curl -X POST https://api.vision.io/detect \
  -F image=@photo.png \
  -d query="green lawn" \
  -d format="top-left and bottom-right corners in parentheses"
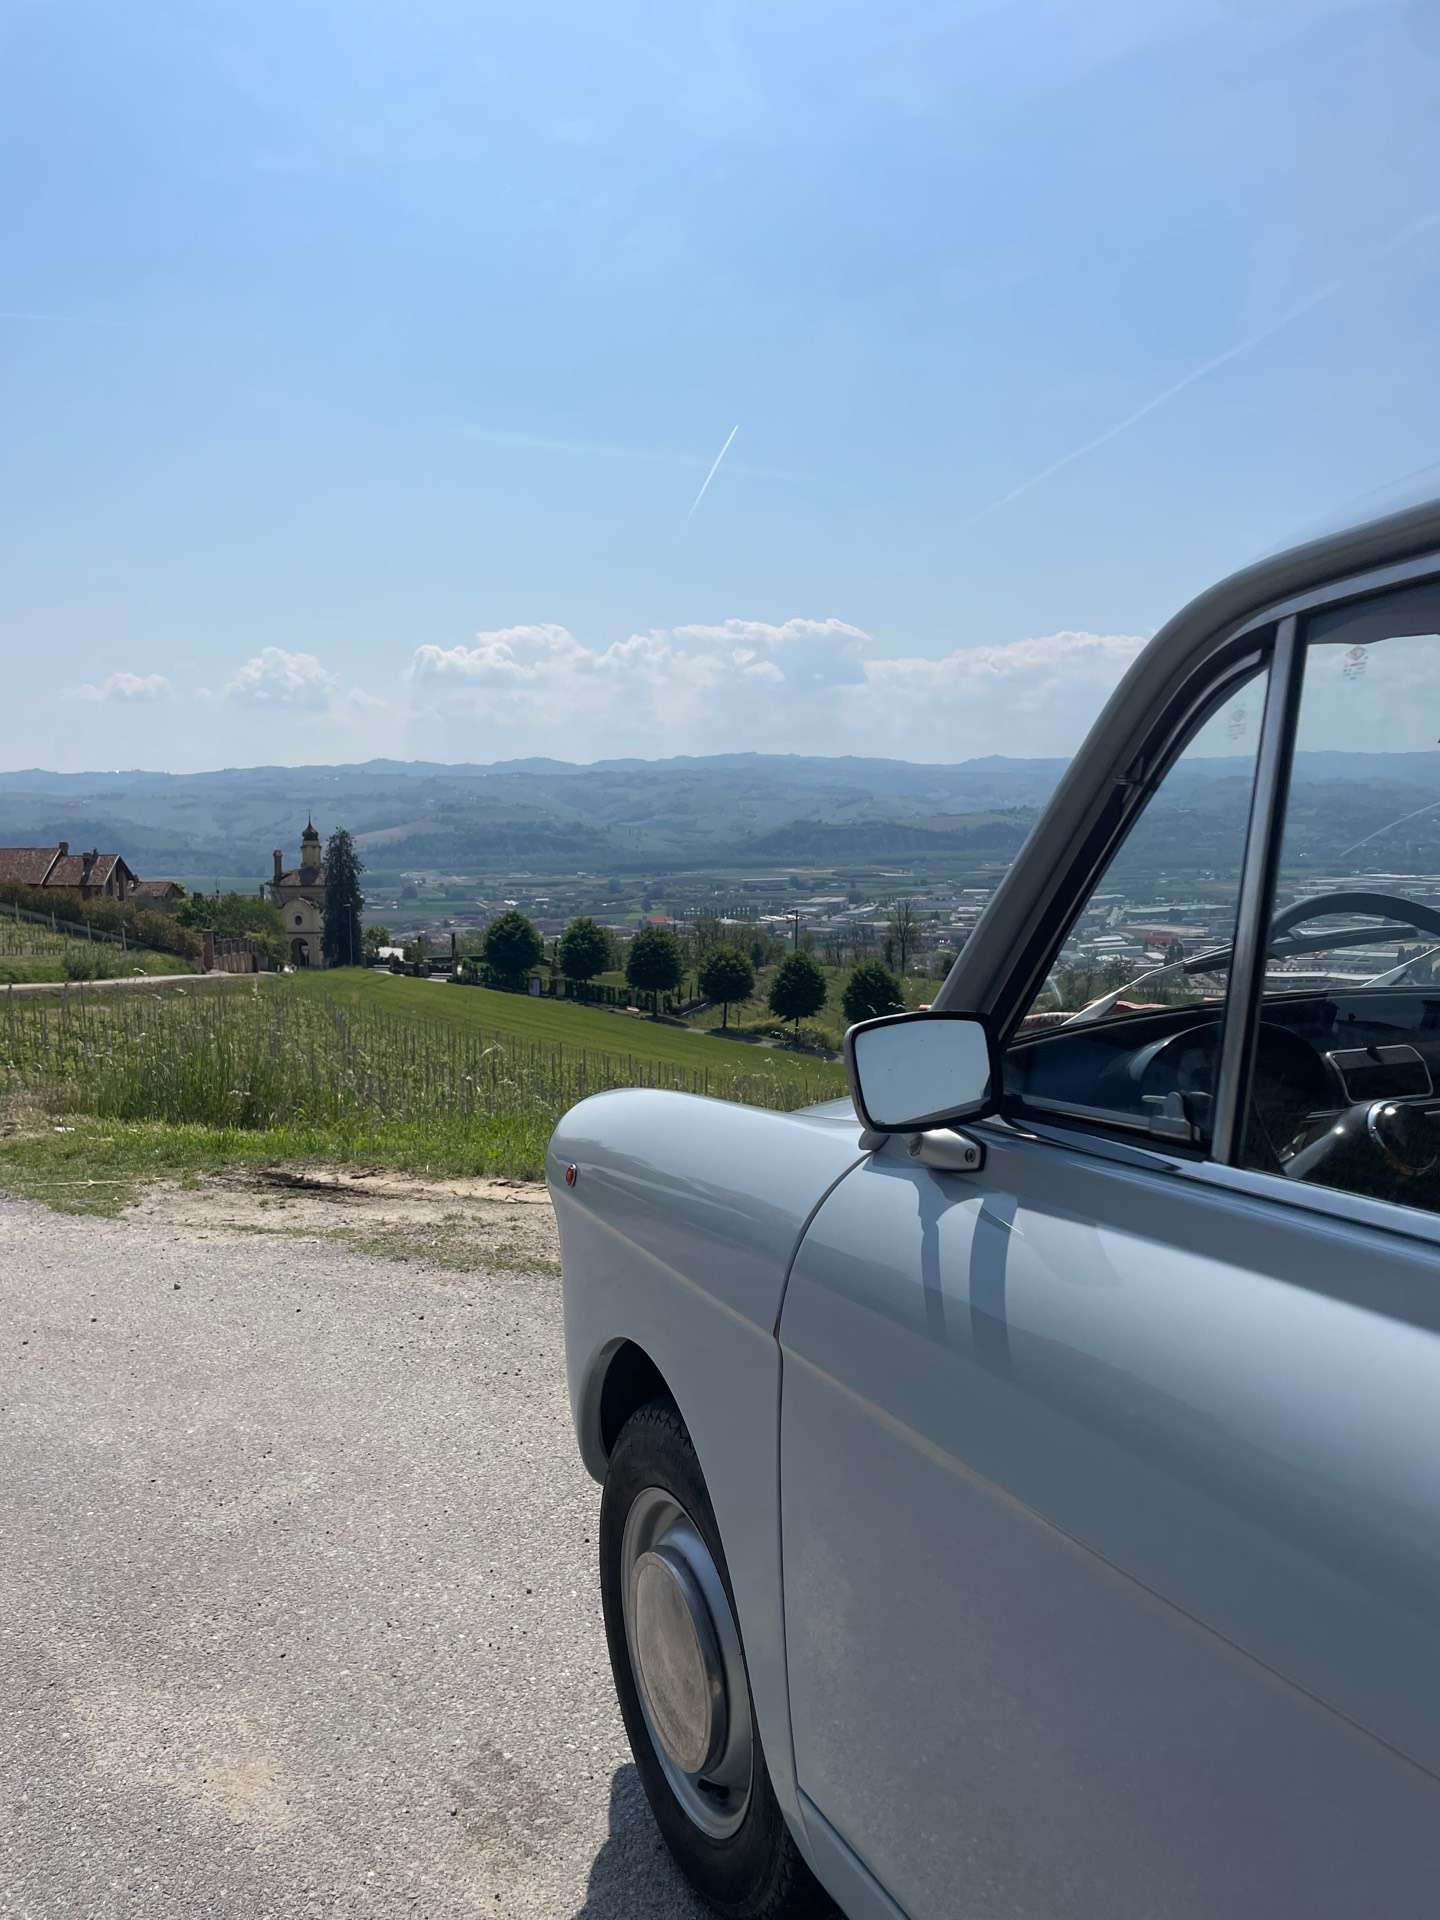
top-left (287, 967), bottom-right (847, 1090)
top-left (683, 961), bottom-right (936, 1049)
top-left (569, 959), bottom-right (935, 1044)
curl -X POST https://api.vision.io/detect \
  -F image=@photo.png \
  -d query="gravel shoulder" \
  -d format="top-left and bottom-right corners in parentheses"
top-left (126, 1167), bottom-right (565, 1277)
top-left (0, 1183), bottom-right (705, 1919)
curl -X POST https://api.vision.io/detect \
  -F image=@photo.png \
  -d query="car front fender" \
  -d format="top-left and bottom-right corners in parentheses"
top-left (546, 1086), bottom-right (866, 1837)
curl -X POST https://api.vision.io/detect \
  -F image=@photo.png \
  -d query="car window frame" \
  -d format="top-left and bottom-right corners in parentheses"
top-left (996, 633), bottom-right (1276, 1154)
top-left (987, 546), bottom-right (1440, 1251)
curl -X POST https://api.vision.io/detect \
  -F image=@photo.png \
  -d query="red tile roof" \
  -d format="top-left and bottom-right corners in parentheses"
top-left (0, 846), bottom-right (64, 886)
top-left (0, 845), bottom-right (135, 891)
top-left (47, 853), bottom-right (122, 889)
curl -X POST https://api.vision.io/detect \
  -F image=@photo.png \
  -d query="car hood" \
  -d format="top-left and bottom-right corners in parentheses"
top-left (799, 1093), bottom-right (862, 1123)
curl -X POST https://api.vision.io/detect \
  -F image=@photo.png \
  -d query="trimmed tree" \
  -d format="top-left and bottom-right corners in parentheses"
top-left (482, 909), bottom-right (544, 988)
top-left (626, 925), bottom-right (684, 1002)
top-left (363, 922), bottom-right (392, 953)
top-left (557, 916), bottom-right (611, 983)
top-left (768, 952), bottom-right (827, 1034)
top-left (698, 945), bottom-right (755, 1030)
top-left (321, 828), bottom-right (366, 968)
top-left (842, 960), bottom-right (905, 1026)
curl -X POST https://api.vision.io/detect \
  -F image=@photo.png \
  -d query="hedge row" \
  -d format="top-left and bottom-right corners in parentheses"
top-left (0, 881), bottom-right (203, 963)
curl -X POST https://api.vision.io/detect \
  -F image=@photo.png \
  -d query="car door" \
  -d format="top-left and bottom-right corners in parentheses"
top-left (779, 585), bottom-right (1440, 1920)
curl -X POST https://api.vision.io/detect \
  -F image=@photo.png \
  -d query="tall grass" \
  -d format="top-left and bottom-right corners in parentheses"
top-left (0, 914), bottom-right (180, 982)
top-left (0, 980), bottom-right (845, 1179)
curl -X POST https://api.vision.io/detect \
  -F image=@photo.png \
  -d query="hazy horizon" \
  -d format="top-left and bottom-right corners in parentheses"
top-left (0, 739), bottom-right (1427, 788)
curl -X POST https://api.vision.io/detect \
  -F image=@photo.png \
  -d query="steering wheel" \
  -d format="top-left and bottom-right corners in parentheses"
top-left (1132, 1018), bottom-right (1330, 1167)
top-left (1286, 1096), bottom-right (1440, 1190)
top-left (1264, 890), bottom-right (1440, 954)
top-left (1166, 890), bottom-right (1440, 985)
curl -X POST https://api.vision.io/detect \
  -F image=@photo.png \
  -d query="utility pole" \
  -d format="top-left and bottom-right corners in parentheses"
top-left (789, 909), bottom-right (801, 951)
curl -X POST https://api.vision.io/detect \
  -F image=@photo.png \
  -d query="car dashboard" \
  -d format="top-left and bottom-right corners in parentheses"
top-left (1006, 987), bottom-right (1440, 1214)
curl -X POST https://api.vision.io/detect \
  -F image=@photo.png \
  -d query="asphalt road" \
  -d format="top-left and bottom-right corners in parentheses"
top-left (0, 1197), bottom-right (707, 1919)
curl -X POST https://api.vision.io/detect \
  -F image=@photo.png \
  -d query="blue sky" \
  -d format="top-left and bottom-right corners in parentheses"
top-left (4, 0), bottom-right (1439, 771)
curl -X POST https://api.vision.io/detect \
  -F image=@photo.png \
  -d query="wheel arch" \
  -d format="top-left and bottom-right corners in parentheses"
top-left (597, 1337), bottom-right (676, 1464)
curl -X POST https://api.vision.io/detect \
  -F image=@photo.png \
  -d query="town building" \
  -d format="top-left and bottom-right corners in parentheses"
top-left (0, 842), bottom-right (138, 902)
top-left (270, 819), bottom-right (327, 968)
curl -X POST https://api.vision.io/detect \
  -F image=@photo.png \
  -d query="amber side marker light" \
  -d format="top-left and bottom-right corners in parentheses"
top-left (564, 1164), bottom-right (578, 1187)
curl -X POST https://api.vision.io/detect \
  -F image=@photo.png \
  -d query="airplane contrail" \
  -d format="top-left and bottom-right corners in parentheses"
top-left (1338, 796), bottom-right (1440, 860)
top-left (969, 284), bottom-right (1339, 523)
top-left (969, 211), bottom-right (1440, 525)
top-left (688, 423), bottom-right (740, 518)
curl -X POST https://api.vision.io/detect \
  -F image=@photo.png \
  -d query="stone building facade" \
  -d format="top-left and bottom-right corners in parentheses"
top-left (270, 819), bottom-right (327, 968)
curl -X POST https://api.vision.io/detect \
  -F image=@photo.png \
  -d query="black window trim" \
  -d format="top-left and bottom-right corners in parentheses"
top-left (996, 548), bottom-right (1440, 1245)
top-left (997, 632), bottom-right (1273, 1147)
top-left (992, 634), bottom-right (1271, 1043)
top-left (1209, 613), bottom-right (1302, 1165)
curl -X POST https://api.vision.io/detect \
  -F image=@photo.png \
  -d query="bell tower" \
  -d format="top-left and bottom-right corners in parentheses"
top-left (300, 817), bottom-right (322, 880)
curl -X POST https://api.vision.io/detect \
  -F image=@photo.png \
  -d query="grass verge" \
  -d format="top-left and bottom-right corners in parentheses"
top-left (0, 1111), bottom-right (560, 1216)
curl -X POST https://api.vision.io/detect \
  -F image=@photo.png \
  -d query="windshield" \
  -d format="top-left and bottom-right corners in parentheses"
top-left (1061, 927), bottom-right (1440, 1028)
top-left (1039, 596), bottom-right (1440, 1032)
top-left (1059, 944), bottom-right (1235, 1027)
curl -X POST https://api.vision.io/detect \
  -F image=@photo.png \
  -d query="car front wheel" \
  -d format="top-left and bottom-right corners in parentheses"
top-left (600, 1400), bottom-right (834, 1919)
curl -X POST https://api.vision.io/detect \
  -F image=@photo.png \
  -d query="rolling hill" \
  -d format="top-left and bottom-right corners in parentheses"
top-left (0, 749), bottom-right (1434, 881)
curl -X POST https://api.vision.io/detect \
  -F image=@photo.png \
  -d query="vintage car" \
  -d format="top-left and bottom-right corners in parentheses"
top-left (548, 494), bottom-right (1440, 1920)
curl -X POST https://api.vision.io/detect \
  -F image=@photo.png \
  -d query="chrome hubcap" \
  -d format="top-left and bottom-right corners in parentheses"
top-left (622, 1488), bottom-right (754, 1837)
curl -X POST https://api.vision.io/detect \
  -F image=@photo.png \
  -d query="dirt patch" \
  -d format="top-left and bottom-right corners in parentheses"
top-left (127, 1165), bottom-right (560, 1275)
top-left (73, 1676), bottom-right (297, 1830)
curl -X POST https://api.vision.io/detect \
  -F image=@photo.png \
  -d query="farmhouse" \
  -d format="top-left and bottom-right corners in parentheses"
top-left (270, 818), bottom-right (327, 968)
top-left (0, 842), bottom-right (138, 903)
top-left (130, 878), bottom-right (186, 912)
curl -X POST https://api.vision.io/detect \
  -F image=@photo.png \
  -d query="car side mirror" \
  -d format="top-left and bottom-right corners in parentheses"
top-left (844, 1011), bottom-right (1000, 1135)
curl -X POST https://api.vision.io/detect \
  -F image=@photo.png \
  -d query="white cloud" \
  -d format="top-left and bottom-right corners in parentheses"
top-left (223, 647), bottom-right (339, 710)
top-left (411, 625), bottom-right (589, 688)
top-left (408, 618), bottom-right (1149, 759)
top-left (47, 623), bottom-right (1152, 766)
top-left (859, 631), bottom-right (1148, 757)
top-left (863, 632), bottom-right (1147, 717)
top-left (63, 670), bottom-right (171, 704)
top-left (671, 617), bottom-right (869, 690)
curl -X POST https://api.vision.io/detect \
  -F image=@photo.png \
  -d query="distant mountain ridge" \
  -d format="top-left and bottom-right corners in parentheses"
top-left (0, 750), bottom-right (1433, 879)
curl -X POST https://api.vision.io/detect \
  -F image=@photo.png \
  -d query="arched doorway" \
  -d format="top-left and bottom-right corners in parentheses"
top-left (290, 937), bottom-right (310, 968)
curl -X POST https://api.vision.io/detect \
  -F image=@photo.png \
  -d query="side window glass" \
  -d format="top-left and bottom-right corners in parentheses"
top-left (1239, 581), bottom-right (1440, 1218)
top-left (1004, 668), bottom-right (1268, 1145)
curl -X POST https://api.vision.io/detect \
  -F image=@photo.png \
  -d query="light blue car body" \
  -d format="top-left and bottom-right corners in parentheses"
top-left (548, 492), bottom-right (1440, 1919)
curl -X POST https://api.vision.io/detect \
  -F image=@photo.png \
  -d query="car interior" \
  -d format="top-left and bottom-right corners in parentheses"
top-left (1006, 892), bottom-right (1440, 1214)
